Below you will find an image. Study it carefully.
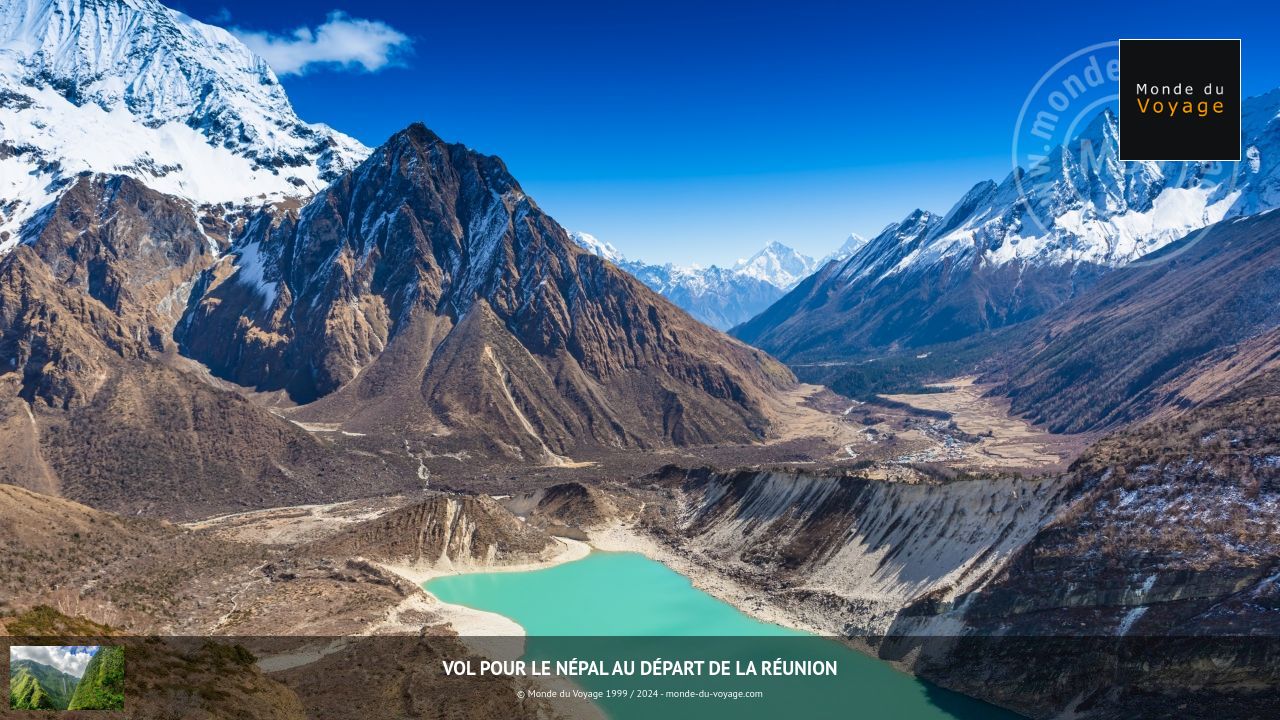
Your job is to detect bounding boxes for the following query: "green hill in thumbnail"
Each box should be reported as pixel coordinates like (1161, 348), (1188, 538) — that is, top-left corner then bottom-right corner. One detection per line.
(9, 659), (79, 710)
(67, 646), (125, 711)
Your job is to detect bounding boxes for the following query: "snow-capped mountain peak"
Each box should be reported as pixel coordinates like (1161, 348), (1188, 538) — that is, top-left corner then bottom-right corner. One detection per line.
(0, 0), (369, 250)
(570, 233), (800, 329)
(570, 231), (889, 329)
(569, 231), (625, 265)
(735, 93), (1280, 361)
(732, 240), (817, 290)
(820, 99), (1275, 286)
(819, 233), (867, 267)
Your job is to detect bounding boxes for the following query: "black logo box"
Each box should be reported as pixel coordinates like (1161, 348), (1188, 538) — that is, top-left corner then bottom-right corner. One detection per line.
(1119, 39), (1241, 162)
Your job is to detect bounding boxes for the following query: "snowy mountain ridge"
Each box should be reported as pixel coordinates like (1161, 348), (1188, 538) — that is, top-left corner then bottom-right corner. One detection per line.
(836, 96), (1280, 286)
(735, 93), (1280, 361)
(820, 233), (867, 267)
(572, 233), (839, 293)
(571, 232), (849, 329)
(0, 0), (369, 251)
(732, 240), (818, 290)
(568, 232), (625, 265)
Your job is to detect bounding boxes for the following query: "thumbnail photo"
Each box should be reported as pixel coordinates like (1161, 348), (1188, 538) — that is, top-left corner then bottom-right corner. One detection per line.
(8, 646), (124, 711)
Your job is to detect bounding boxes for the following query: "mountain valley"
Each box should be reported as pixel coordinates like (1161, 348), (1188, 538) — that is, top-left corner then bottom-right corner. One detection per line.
(1, 1), (1279, 719)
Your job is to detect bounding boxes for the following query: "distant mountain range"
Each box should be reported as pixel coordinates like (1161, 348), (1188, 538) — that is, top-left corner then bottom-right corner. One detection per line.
(571, 232), (864, 329)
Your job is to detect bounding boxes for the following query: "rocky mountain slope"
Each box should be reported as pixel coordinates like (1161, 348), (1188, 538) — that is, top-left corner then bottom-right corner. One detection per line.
(505, 481), (631, 532)
(884, 370), (1280, 719)
(0, 480), (569, 636)
(0, 0), (367, 250)
(0, 174), (416, 518)
(178, 124), (793, 462)
(0, 482), (256, 626)
(0, 506), (578, 719)
(990, 208), (1280, 433)
(309, 494), (561, 569)
(735, 94), (1280, 362)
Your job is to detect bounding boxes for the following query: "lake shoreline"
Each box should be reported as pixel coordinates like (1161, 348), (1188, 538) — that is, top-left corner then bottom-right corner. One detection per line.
(379, 525), (825, 639)
(379, 536), (591, 637)
(586, 524), (830, 636)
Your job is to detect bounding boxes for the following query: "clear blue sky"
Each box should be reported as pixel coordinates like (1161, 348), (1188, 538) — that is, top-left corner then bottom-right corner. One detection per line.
(176, 0), (1280, 266)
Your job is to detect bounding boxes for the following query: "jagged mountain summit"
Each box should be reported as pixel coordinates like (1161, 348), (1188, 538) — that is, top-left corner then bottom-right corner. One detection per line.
(732, 240), (818, 290)
(570, 233), (820, 330)
(735, 95), (1280, 361)
(0, 0), (368, 250)
(178, 124), (793, 462)
(819, 233), (867, 266)
(568, 231), (625, 264)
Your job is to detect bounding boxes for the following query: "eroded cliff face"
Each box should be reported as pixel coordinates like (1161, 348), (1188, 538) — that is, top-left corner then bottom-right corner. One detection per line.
(663, 467), (1071, 635)
(656, 371), (1280, 718)
(883, 375), (1280, 719)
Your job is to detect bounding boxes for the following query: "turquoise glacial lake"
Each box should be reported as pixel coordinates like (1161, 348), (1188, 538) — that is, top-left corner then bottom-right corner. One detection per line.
(425, 551), (1020, 720)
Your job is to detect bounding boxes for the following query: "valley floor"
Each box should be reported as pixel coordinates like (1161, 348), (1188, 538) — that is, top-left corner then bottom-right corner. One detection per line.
(760, 376), (1089, 479)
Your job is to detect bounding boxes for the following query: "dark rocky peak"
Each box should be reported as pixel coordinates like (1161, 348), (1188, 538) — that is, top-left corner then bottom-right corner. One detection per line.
(177, 121), (792, 454)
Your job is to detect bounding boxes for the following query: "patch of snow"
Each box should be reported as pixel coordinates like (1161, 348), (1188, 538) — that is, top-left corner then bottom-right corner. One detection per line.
(1117, 606), (1147, 636)
(231, 240), (279, 310)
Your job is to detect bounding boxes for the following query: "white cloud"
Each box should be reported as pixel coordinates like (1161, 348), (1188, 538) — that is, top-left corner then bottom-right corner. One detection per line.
(232, 12), (412, 77)
(10, 646), (99, 679)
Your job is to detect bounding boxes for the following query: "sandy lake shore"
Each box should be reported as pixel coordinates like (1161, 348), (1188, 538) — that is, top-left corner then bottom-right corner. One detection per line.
(379, 537), (591, 637)
(383, 527), (828, 639)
